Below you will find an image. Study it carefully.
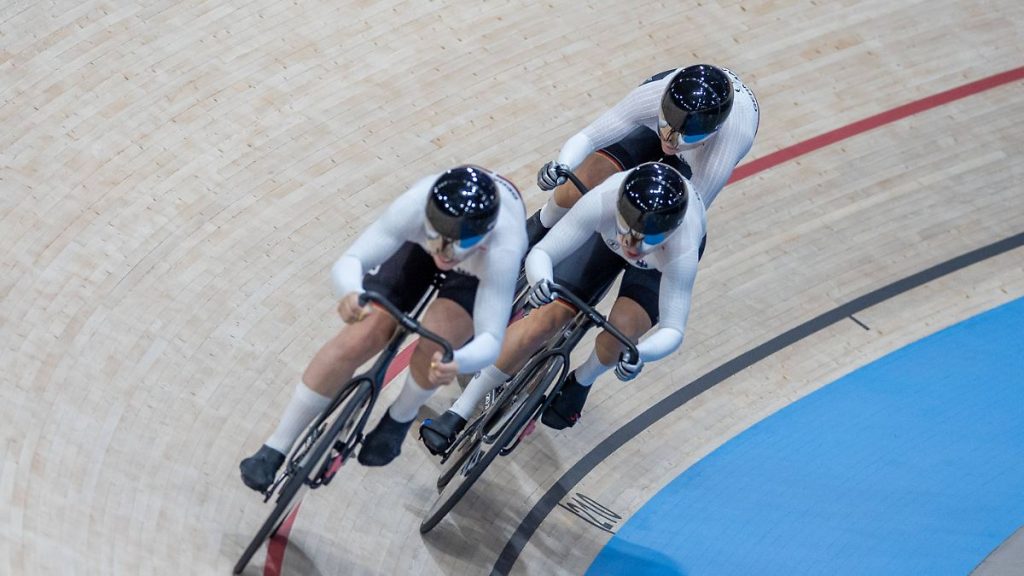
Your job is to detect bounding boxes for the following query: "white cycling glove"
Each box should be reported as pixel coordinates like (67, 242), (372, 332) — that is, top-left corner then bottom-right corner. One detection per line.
(537, 161), (569, 191)
(614, 351), (644, 381)
(527, 279), (557, 308)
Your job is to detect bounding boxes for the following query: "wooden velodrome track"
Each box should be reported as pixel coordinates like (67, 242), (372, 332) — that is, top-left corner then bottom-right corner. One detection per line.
(2, 0), (1022, 574)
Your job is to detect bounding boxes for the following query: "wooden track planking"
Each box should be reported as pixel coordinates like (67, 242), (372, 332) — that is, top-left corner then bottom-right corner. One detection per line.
(1, 0), (1022, 574)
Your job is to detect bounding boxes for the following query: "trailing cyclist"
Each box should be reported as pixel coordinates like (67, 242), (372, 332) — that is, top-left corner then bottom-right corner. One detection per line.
(528, 63), (758, 245)
(420, 162), (706, 453)
(239, 166), (527, 492)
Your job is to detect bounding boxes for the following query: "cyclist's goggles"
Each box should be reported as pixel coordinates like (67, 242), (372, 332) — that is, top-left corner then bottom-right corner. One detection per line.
(616, 212), (670, 251)
(424, 220), (487, 261)
(658, 109), (715, 148)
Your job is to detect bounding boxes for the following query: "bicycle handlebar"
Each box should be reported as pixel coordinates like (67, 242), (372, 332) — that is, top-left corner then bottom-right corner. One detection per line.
(553, 165), (590, 195)
(358, 291), (455, 363)
(534, 167), (636, 363)
(546, 282), (639, 364)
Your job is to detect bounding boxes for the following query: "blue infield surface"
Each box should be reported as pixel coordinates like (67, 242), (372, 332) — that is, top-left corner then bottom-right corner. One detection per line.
(588, 297), (1024, 575)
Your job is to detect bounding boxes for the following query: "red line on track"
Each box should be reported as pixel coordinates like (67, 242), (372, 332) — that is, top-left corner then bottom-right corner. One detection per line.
(261, 64), (1024, 575)
(264, 501), (301, 576)
(729, 65), (1024, 183)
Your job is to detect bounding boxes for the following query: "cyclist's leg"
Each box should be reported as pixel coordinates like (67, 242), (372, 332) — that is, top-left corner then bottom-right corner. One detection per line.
(543, 266), (659, 429)
(359, 272), (478, 466)
(467, 233), (620, 405)
(241, 243), (431, 487)
(590, 296), (654, 368)
(552, 150), (621, 207)
(419, 299), (577, 453)
(583, 265), (660, 379)
(302, 313), (397, 396)
(424, 234), (622, 450)
(586, 235), (703, 369)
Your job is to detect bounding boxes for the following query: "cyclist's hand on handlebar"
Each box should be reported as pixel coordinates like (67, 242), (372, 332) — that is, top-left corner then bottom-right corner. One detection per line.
(527, 279), (557, 308)
(338, 292), (373, 323)
(428, 350), (459, 386)
(537, 161), (569, 191)
(615, 352), (644, 381)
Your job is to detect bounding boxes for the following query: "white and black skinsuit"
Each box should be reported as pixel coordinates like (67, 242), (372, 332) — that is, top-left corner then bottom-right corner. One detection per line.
(556, 66), (759, 208)
(331, 170), (528, 373)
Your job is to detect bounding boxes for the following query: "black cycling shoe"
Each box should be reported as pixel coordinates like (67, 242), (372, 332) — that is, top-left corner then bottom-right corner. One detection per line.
(357, 411), (414, 467)
(239, 445), (286, 492)
(419, 410), (468, 455)
(526, 210), (550, 248)
(541, 373), (591, 430)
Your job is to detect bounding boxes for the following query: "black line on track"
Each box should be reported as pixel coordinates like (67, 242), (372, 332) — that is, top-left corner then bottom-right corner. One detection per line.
(849, 314), (871, 330)
(491, 231), (1024, 575)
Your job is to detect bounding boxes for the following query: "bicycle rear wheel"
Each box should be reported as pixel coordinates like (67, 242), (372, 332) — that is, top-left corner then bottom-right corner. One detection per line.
(420, 357), (562, 534)
(233, 380), (372, 574)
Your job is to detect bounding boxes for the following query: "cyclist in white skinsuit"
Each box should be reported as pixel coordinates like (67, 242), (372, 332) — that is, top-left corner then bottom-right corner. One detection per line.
(529, 63), (759, 243)
(421, 162), (706, 452)
(420, 65), (757, 451)
(239, 166), (526, 492)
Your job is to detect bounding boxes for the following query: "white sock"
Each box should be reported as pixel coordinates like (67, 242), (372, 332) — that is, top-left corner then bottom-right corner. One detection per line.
(387, 373), (437, 423)
(573, 349), (612, 387)
(266, 382), (332, 454)
(539, 198), (568, 228)
(451, 365), (510, 419)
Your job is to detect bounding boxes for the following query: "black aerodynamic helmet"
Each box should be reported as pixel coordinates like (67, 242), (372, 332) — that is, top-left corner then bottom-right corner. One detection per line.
(617, 162), (688, 243)
(425, 165), (500, 245)
(659, 64), (734, 147)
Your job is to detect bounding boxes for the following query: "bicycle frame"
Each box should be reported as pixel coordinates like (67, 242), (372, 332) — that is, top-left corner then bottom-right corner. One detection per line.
(440, 283), (638, 463)
(422, 284), (639, 532)
(235, 277), (457, 574)
(266, 279), (452, 500)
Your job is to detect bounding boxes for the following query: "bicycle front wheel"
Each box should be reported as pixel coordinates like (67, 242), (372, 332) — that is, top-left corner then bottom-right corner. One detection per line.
(233, 380), (372, 574)
(420, 357), (562, 534)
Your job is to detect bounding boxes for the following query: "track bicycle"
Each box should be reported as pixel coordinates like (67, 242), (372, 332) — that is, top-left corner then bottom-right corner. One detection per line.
(234, 285), (453, 574)
(420, 283), (638, 533)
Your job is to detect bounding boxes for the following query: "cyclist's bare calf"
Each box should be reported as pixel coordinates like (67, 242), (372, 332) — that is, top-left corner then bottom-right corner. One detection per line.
(592, 296), (651, 365)
(494, 301), (576, 375)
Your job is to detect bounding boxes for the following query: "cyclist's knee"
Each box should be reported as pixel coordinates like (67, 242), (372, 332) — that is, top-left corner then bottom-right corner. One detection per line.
(608, 298), (653, 338)
(527, 304), (572, 344)
(595, 330), (629, 364)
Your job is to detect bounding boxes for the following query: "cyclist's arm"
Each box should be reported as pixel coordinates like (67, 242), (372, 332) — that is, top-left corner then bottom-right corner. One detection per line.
(637, 248), (699, 361)
(687, 111), (757, 209)
(525, 180), (611, 284)
(330, 176), (434, 298)
(556, 82), (659, 170)
(455, 245), (523, 373)
(688, 76), (759, 209)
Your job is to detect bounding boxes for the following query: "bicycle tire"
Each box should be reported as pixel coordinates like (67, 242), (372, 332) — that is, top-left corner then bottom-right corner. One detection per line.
(233, 380), (372, 574)
(436, 352), (560, 492)
(434, 424), (483, 492)
(420, 357), (561, 534)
